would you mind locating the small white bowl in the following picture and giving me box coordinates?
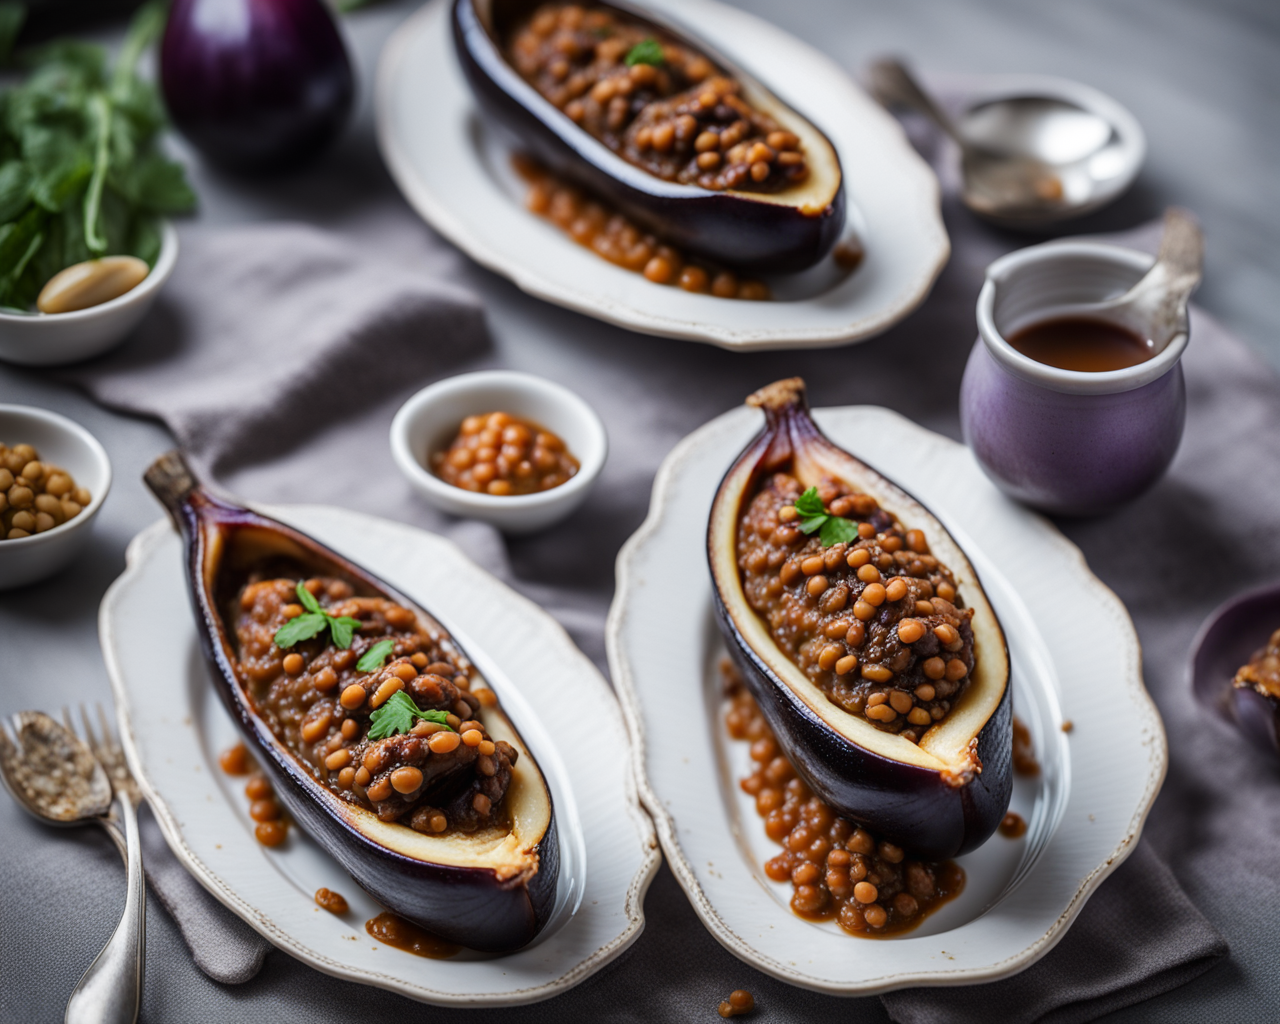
[0,405,112,589]
[0,221,178,367]
[391,371,607,534]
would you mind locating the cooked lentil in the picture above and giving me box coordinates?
[718,989,755,1018]
[1233,628,1280,699]
[0,441,91,541]
[725,667,964,936]
[430,410,579,496]
[365,912,460,959]
[314,888,349,915]
[736,473,976,739]
[513,154,771,299]
[508,3,808,194]
[232,577,518,836]
[219,743,293,848]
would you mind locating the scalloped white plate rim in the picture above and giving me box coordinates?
[606,404,1167,994]
[375,0,950,351]
[100,506,661,1007]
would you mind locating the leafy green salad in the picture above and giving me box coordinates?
[0,3,195,311]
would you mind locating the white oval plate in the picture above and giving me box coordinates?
[101,506,659,1007]
[606,405,1166,993]
[375,0,949,351]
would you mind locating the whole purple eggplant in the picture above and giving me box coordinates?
[160,0,355,172]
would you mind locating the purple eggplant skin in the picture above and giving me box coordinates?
[1231,687,1280,759]
[708,380,1012,860]
[144,452,558,953]
[452,0,845,273]
[161,0,355,172]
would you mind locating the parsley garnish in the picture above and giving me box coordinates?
[0,2,196,311]
[793,487,860,547]
[272,581,363,651]
[367,691,454,741]
[356,639,396,673]
[624,38,664,67]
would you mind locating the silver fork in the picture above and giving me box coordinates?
[63,704,146,1024]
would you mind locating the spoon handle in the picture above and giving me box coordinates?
[65,796,145,1024]
[867,59,964,145]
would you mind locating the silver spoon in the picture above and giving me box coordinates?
[869,59,1120,225]
[0,711,145,1024]
[1046,208,1204,353]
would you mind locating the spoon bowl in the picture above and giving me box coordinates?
[870,62,1145,227]
[0,711,113,825]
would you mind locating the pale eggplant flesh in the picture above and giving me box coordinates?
[708,380,1012,859]
[453,0,846,273]
[145,451,558,952]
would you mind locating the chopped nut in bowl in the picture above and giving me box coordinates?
[0,405,111,589]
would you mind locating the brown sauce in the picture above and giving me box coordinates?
[999,812,1027,838]
[365,912,460,959]
[514,154,771,298]
[1012,716,1040,777]
[315,888,349,915]
[1007,316,1153,372]
[725,665,964,937]
[718,989,755,1017]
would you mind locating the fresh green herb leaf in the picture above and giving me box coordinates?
[295,580,322,614]
[790,486,859,549]
[328,615,362,651]
[624,38,664,66]
[274,581,362,650]
[356,639,396,673]
[273,613,328,649]
[819,516,860,547]
[794,487,827,519]
[367,691,454,742]
[0,160,27,223]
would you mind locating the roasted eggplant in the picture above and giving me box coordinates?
[708,380,1011,858]
[145,452,558,952]
[453,0,845,273]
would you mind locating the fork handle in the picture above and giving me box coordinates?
[65,796,146,1024]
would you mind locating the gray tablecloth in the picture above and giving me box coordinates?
[3,1,1279,1021]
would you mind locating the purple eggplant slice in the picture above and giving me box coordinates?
[453,0,845,273]
[708,379,1011,858]
[145,452,558,953]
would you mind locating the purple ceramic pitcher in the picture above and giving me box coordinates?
[960,240,1188,516]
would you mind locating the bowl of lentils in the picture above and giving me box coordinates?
[0,405,111,589]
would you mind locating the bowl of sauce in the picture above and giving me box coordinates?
[961,240,1188,515]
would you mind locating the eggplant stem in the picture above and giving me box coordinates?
[144,450,199,525]
[747,377,807,413]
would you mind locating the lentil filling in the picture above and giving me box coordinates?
[233,576,518,837]
[1233,628,1280,700]
[726,669,964,935]
[736,473,976,741]
[507,3,809,194]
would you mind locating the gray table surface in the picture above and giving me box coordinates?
[2,1,1278,1020]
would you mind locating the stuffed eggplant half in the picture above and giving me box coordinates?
[709,380,1011,859]
[453,0,845,273]
[145,452,558,952]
